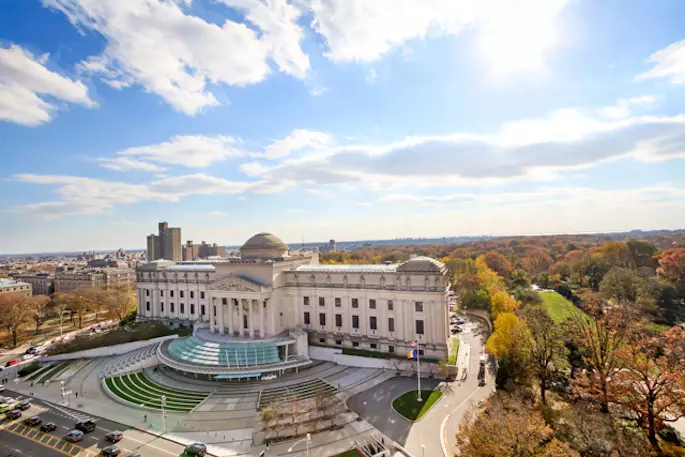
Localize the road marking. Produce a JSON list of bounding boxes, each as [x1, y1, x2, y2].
[[120, 434, 181, 456], [0, 420, 99, 457], [62, 425, 71, 429]]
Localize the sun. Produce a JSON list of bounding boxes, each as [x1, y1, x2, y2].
[[478, 7, 558, 76]]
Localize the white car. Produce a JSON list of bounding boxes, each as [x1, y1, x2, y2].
[[0, 385, 4, 393], [261, 373, 277, 381]]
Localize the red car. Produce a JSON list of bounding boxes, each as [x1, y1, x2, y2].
[[5, 359, 20, 367]]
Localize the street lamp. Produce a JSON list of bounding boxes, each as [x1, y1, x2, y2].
[[161, 395, 166, 433], [287, 433, 311, 457]]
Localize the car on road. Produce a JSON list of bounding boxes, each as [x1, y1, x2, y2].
[[5, 408, 22, 420], [17, 399, 31, 410], [64, 430, 84, 442], [261, 373, 277, 381], [24, 415, 42, 426], [105, 430, 123, 442], [1, 396, 14, 404], [0, 384, 4, 393], [75, 419, 96, 432], [451, 327, 462, 334], [183, 443, 208, 456], [5, 359, 20, 367], [100, 445, 121, 456], [41, 422, 57, 432]]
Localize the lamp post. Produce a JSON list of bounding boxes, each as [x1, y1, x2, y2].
[[287, 433, 311, 457], [161, 395, 166, 433]]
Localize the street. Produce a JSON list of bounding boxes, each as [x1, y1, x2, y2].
[[0, 390, 191, 457]]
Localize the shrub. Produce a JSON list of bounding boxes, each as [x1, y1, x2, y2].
[[48, 322, 177, 355], [18, 363, 41, 377]]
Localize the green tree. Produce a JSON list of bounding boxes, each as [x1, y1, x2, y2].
[[599, 267, 639, 304], [520, 306, 569, 404], [627, 240, 658, 270]]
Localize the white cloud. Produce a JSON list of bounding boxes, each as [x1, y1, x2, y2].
[[365, 68, 377, 84], [10, 173, 252, 220], [100, 157, 167, 172], [636, 39, 685, 85], [100, 135, 244, 171], [249, 108, 685, 190], [308, 86, 328, 96], [151, 174, 252, 195], [44, 0, 309, 115], [0, 44, 95, 126], [208, 210, 229, 216], [597, 95, 655, 120], [261, 129, 332, 159], [311, 0, 571, 73]]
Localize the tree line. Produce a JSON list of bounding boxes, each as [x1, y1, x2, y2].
[[0, 283, 136, 348]]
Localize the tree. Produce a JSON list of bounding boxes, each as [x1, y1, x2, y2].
[[599, 267, 639, 304], [583, 253, 611, 291], [52, 292, 73, 338], [0, 293, 33, 347], [565, 298, 630, 413], [613, 325, 685, 452], [627, 240, 658, 271], [104, 283, 135, 321], [521, 246, 553, 283], [490, 291, 519, 316], [485, 313, 529, 388], [600, 242, 634, 269], [69, 288, 103, 328], [455, 393, 579, 457], [657, 248, 685, 297], [520, 306, 568, 404], [483, 251, 514, 279], [30, 295, 51, 331]]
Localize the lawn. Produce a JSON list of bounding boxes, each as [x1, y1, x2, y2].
[[330, 451, 362, 457], [539, 291, 576, 324], [448, 337, 460, 365], [392, 390, 443, 421]]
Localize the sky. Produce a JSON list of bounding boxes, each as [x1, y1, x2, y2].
[[2, 0, 685, 254]]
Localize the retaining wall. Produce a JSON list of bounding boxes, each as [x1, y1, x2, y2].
[[40, 335, 178, 362]]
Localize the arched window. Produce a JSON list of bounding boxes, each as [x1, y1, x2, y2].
[[310, 274, 316, 286], [425, 276, 430, 289], [360, 275, 365, 288], [406, 276, 411, 288], [325, 275, 331, 285], [380, 276, 386, 287], [343, 275, 348, 287]]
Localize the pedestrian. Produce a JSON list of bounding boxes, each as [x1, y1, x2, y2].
[[144, 414, 147, 423], [75, 392, 78, 399]]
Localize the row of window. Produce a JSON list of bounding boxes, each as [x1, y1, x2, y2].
[[145, 289, 205, 299], [145, 302, 206, 316], [316, 339, 426, 355], [303, 296, 424, 312], [304, 312, 424, 334]]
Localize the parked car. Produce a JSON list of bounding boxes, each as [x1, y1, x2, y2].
[[25, 347, 38, 355], [105, 430, 123, 442], [5, 409, 22, 420], [183, 443, 207, 456], [21, 354, 35, 361], [261, 373, 277, 381], [41, 422, 57, 432], [17, 400, 31, 410], [454, 318, 466, 325], [64, 430, 84, 442], [0, 384, 4, 393], [5, 359, 20, 367], [100, 445, 121, 456], [2, 396, 15, 404], [451, 327, 462, 334], [24, 415, 42, 426], [75, 420, 96, 433]]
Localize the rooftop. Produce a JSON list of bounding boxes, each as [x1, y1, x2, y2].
[[167, 264, 215, 272], [0, 278, 30, 289], [295, 264, 399, 273]]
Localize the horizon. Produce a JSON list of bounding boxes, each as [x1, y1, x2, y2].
[[2, 0, 685, 254], [2, 226, 681, 257]]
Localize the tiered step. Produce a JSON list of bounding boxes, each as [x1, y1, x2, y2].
[[99, 343, 160, 379], [104, 371, 208, 412], [258, 379, 337, 408]]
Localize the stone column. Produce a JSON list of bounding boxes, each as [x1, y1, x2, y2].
[[239, 299, 245, 337], [260, 300, 266, 338], [209, 297, 216, 334], [227, 298, 234, 336], [218, 297, 225, 334], [249, 300, 255, 338]]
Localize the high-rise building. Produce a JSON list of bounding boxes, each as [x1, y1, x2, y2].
[[182, 240, 227, 260], [147, 222, 182, 261]]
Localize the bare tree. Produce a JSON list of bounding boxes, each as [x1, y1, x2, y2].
[[30, 295, 51, 331], [0, 293, 33, 347], [51, 292, 73, 339]]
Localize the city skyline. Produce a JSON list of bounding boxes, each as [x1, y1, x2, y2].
[[2, 0, 685, 254]]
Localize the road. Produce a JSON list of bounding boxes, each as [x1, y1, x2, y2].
[[0, 390, 193, 457]]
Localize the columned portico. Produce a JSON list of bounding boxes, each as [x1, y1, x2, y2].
[[209, 297, 216, 334], [260, 300, 266, 337]]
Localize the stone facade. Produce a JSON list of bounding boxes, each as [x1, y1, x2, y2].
[[182, 241, 227, 260], [0, 278, 32, 296], [136, 233, 450, 360], [55, 269, 136, 293], [147, 221, 182, 261], [13, 273, 54, 296]]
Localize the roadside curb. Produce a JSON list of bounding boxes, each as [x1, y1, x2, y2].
[[390, 389, 445, 423]]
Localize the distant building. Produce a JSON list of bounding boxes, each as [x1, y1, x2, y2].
[[147, 222, 182, 261], [54, 268, 136, 293], [88, 258, 128, 268], [182, 241, 227, 260], [0, 278, 32, 297], [14, 273, 54, 296], [319, 239, 337, 253]]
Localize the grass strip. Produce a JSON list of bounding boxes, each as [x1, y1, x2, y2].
[[392, 390, 443, 421]]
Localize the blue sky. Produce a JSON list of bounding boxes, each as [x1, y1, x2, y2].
[[1, 0, 685, 254]]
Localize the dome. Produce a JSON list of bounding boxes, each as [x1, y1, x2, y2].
[[240, 233, 289, 259], [397, 256, 446, 273]]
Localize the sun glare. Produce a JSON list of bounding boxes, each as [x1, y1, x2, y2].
[[479, 9, 558, 76]]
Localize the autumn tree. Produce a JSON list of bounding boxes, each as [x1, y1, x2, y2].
[[521, 246, 553, 283], [483, 251, 514, 279], [30, 295, 51, 331], [104, 283, 135, 321], [69, 288, 104, 328], [485, 312, 529, 388], [0, 293, 33, 347], [565, 298, 630, 413], [490, 291, 519, 316], [627, 240, 658, 271], [520, 306, 568, 404], [455, 393, 579, 457], [599, 267, 639, 304], [600, 241, 634, 269], [583, 253, 611, 291], [656, 248, 685, 297], [613, 325, 685, 452]]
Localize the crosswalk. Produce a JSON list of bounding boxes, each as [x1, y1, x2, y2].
[[1, 421, 98, 457], [46, 402, 95, 424]]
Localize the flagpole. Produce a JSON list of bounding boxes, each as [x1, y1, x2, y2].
[[416, 341, 422, 402]]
